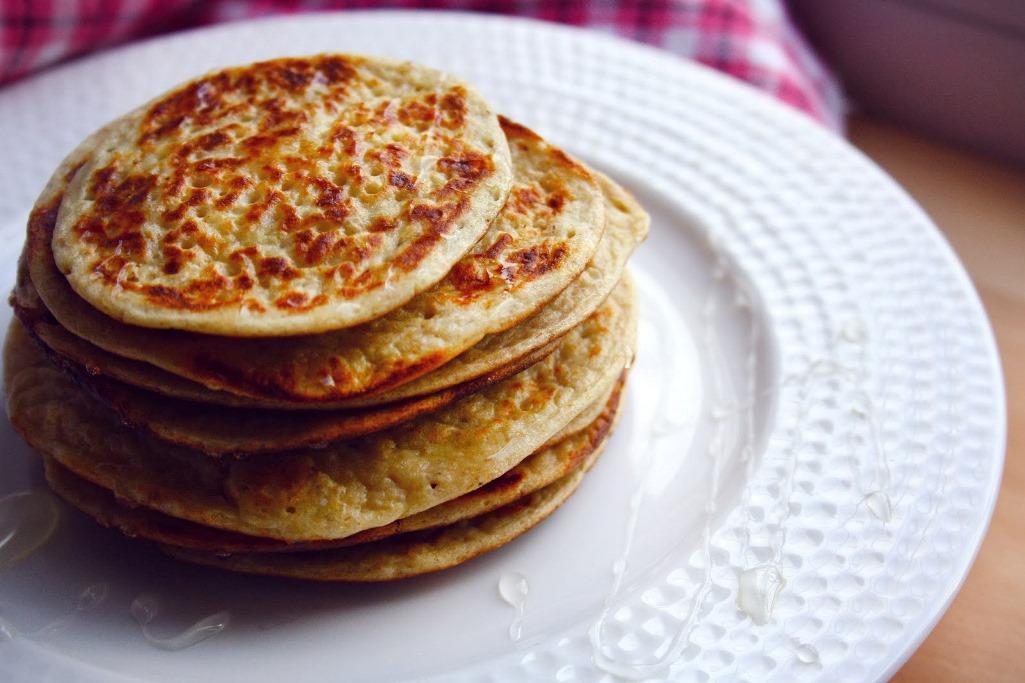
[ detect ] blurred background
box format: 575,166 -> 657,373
3,0 -> 1024,164
2,2 -> 1021,680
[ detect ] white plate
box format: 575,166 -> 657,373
0,12 -> 1005,683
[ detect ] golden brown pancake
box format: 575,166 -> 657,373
16,168 -> 644,411
4,277 -> 637,541
27,119 -> 606,403
51,55 -> 514,336
47,450 -> 601,582
41,371 -> 623,554
54,334 -> 562,456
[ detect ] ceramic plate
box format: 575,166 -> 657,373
0,12 -> 1005,682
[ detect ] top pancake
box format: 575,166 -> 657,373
51,55 -> 513,336
16,168 -> 644,409
27,117 -> 604,402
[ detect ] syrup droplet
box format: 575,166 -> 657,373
795,642 -> 820,664
142,611 -> 231,651
737,564 -> 786,625
864,490 -> 892,523
0,490 -> 61,570
497,572 -> 529,642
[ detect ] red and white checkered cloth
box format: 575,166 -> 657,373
0,0 -> 844,129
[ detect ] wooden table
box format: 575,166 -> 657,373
848,117 -> 1025,681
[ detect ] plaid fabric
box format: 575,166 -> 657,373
0,0 -> 844,129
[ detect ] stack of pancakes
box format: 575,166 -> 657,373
4,55 -> 648,581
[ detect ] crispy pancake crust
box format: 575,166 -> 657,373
4,278 -> 636,541
51,55 -> 514,336
27,120 -> 606,403
58,335 -> 562,456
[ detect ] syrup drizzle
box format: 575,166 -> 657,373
30,582 -> 109,639
590,249 -> 745,678
587,228 -> 876,674
131,593 -> 231,651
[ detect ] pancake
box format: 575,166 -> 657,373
50,449 -> 597,582
41,372 -> 621,554
16,169 -> 643,410
4,277 -> 637,541
27,119 -> 605,403
51,55 -> 514,336
169,463 -> 590,581
58,334 -> 562,456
